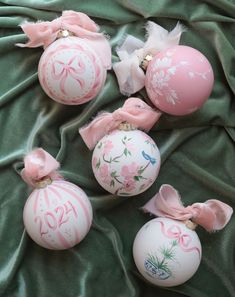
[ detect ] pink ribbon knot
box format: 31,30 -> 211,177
79,97 -> 162,150
143,184 -> 233,232
16,10 -> 111,69
21,148 -> 63,187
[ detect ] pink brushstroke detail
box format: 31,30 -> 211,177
44,188 -> 50,209
48,185 -> 63,202
51,55 -> 86,95
157,220 -> 201,257
56,231 -> 72,249
33,190 -> 40,214
54,182 -> 91,231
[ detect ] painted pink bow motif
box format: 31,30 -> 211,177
51,55 -> 85,95
143,184 -> 233,232
157,220 -> 201,256
21,148 -> 63,187
79,97 -> 162,150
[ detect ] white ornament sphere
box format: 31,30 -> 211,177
133,217 -> 202,287
23,180 -> 93,250
38,36 -> 106,105
92,129 -> 161,196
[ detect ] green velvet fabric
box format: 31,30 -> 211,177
0,0 -> 235,296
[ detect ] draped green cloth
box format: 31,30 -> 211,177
0,1 -> 235,296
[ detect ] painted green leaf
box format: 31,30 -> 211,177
96,159 -> 101,169
97,142 -> 103,149
111,171 -> 117,177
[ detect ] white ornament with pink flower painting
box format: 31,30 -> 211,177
92,129 -> 161,196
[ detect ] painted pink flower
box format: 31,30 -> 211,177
123,178 -> 136,192
121,162 -> 139,179
99,164 -> 112,184
125,142 -> 136,152
103,140 -> 114,155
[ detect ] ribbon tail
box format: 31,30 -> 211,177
79,112 -> 115,150
144,21 -> 185,53
193,199 -> 233,232
16,21 -> 57,48
81,37 -> 111,69
113,34 -> 145,95
116,35 -> 144,57
113,57 -> 145,96
141,195 -> 158,215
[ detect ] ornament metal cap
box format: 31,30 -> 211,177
57,29 -> 74,39
35,177 -> 53,189
185,219 -> 198,230
118,121 -> 137,131
140,53 -> 153,71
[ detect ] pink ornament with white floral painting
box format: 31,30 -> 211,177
145,45 -> 214,115
113,22 -> 214,116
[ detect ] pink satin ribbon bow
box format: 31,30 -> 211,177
142,184 -> 233,231
21,148 -> 62,187
79,97 -> 162,150
113,22 -> 184,96
16,10 -> 111,69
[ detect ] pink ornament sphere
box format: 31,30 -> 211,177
92,129 -> 161,196
145,45 -> 214,115
23,180 -> 93,250
133,218 -> 202,287
38,36 -> 106,105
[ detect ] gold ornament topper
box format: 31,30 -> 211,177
118,122 -> 137,131
140,54 -> 154,71
35,177 -> 53,189
184,219 -> 198,230
57,29 -> 74,39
